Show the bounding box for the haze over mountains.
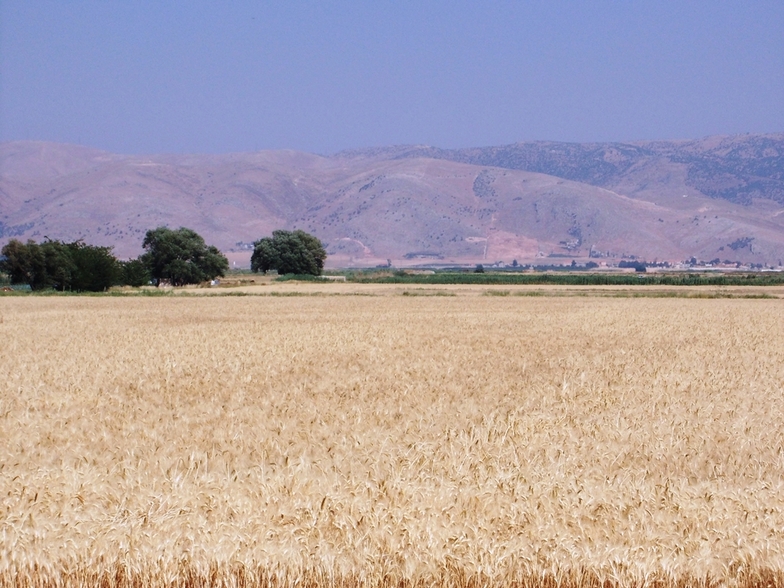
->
[1,133,783,267]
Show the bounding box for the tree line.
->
[0,227,327,291]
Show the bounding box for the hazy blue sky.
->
[1,1,783,154]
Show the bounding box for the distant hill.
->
[340,133,784,205]
[2,134,784,267]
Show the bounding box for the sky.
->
[1,1,783,155]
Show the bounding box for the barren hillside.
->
[2,135,783,266]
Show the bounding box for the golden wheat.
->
[1,294,783,587]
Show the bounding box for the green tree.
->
[141,227,229,286]
[0,239,41,287]
[67,241,121,291]
[119,258,151,287]
[1,238,123,291]
[40,240,76,291]
[1,238,70,290]
[0,239,74,290]
[251,230,327,275]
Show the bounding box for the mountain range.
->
[1,133,783,267]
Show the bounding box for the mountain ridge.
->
[2,134,783,267]
[337,133,784,205]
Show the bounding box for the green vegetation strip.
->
[348,271,784,287]
[483,290,778,299]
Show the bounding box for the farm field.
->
[183,277,784,299]
[1,293,784,587]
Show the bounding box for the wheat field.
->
[1,293,784,587]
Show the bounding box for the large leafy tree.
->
[0,239,72,290]
[41,240,77,291]
[251,230,327,275]
[67,241,121,292]
[119,258,151,287]
[141,226,229,286]
[0,239,43,288]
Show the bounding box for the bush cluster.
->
[0,227,230,291]
[0,239,126,292]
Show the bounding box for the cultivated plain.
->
[1,292,783,587]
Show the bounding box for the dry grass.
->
[1,295,784,587]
